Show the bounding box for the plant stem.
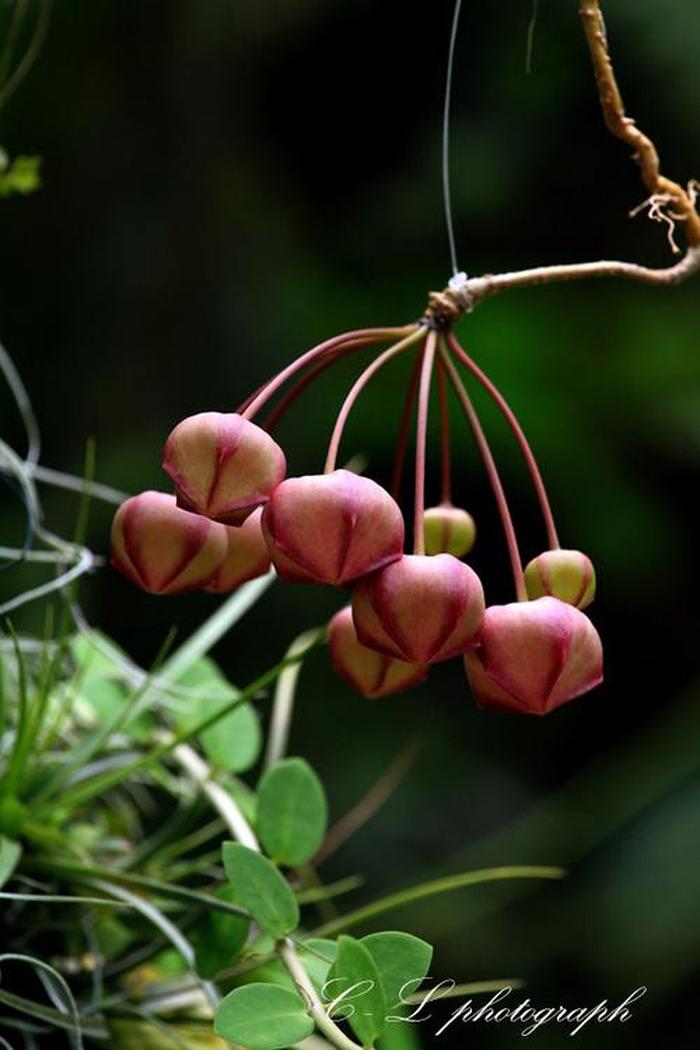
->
[440,346,526,601]
[412,331,437,555]
[446,331,560,549]
[389,352,422,499]
[437,358,453,504]
[172,742,366,1050]
[579,0,700,247]
[324,327,425,474]
[453,248,700,311]
[241,327,416,421]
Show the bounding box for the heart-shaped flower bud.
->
[424,503,476,557]
[524,549,596,609]
[464,596,603,715]
[352,553,485,664]
[201,508,271,593]
[262,469,404,585]
[163,412,286,526]
[329,606,428,699]
[111,491,227,595]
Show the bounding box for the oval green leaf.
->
[222,843,299,938]
[256,757,328,866]
[214,984,314,1050]
[361,931,433,1010]
[327,934,386,1046]
[175,657,261,773]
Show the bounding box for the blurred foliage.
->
[1,0,700,1047]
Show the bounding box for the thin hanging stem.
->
[389,352,422,499]
[446,331,560,549]
[437,358,453,504]
[442,0,464,275]
[413,331,437,555]
[324,327,425,474]
[241,327,415,421]
[440,345,526,600]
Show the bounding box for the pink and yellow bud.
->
[202,508,271,593]
[524,549,596,609]
[352,553,485,664]
[424,503,476,557]
[464,595,603,715]
[262,469,404,586]
[111,491,227,595]
[163,412,286,526]
[328,606,428,699]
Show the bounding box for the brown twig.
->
[422,0,700,326]
[580,0,700,249]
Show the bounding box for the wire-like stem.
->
[446,331,560,549]
[412,331,437,555]
[436,358,453,504]
[440,346,526,600]
[242,327,416,421]
[389,352,422,499]
[324,327,425,474]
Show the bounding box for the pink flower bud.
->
[163,412,286,526]
[465,596,603,715]
[329,606,428,699]
[262,469,404,585]
[524,549,596,609]
[201,508,271,594]
[111,491,227,595]
[424,503,476,557]
[352,553,485,664]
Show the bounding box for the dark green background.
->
[1,2,699,1047]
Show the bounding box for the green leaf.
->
[327,934,386,1046]
[256,757,328,866]
[214,984,314,1050]
[174,657,261,773]
[361,931,433,1010]
[222,843,299,938]
[192,886,250,979]
[0,837,22,889]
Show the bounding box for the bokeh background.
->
[2,1,700,1046]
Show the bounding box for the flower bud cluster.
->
[111,324,604,717]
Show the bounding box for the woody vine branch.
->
[424,0,700,327]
